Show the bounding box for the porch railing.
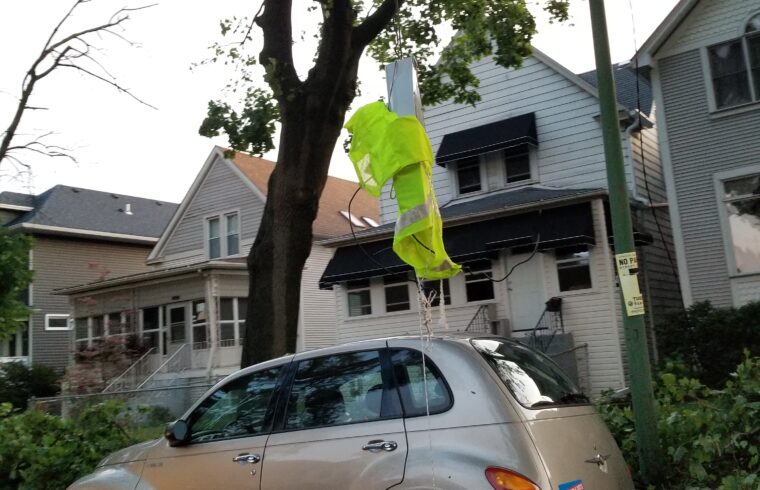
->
[465,305,494,334]
[513,297,564,352]
[102,347,156,393]
[137,343,190,390]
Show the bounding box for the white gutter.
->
[0,204,34,211]
[17,223,158,244]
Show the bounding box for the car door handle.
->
[362,440,398,452]
[232,453,261,465]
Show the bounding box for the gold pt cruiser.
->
[70,335,634,490]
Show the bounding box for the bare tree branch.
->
[0,0,155,170]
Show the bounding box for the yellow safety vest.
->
[344,101,461,280]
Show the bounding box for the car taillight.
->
[485,467,541,490]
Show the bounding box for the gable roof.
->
[0,191,35,210]
[578,62,654,116]
[230,151,378,238]
[149,147,378,261]
[5,185,177,243]
[636,0,699,66]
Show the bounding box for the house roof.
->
[0,191,35,209]
[229,150,379,238]
[320,186,606,246]
[5,185,178,243]
[635,0,699,66]
[578,63,654,116]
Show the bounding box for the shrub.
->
[598,355,760,489]
[0,362,60,410]
[0,400,144,490]
[655,301,760,387]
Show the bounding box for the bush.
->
[0,400,147,490]
[0,362,60,410]
[655,301,760,387]
[598,355,760,489]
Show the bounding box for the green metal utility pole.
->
[588,0,663,484]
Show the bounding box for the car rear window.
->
[471,338,589,409]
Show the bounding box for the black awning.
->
[436,112,537,166]
[319,202,594,288]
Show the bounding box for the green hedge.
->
[0,401,162,490]
[598,355,760,489]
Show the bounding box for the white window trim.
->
[452,155,487,197]
[45,313,71,331]
[701,19,760,113]
[204,209,242,259]
[714,164,760,278]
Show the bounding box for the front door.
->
[140,366,282,490]
[261,347,407,490]
[507,252,546,332]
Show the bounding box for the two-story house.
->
[319,48,681,395]
[638,0,760,307]
[58,147,377,390]
[0,186,177,370]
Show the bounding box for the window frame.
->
[454,155,485,196]
[714,165,760,277]
[703,13,760,112]
[346,279,372,317]
[383,275,411,313]
[205,209,241,259]
[44,313,71,331]
[555,246,593,293]
[504,151,534,185]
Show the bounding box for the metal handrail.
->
[465,304,491,332]
[102,347,156,393]
[136,343,187,389]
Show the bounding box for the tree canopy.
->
[0,230,33,338]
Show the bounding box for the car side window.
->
[390,348,452,417]
[284,350,401,430]
[186,367,281,443]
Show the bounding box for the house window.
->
[45,314,71,331]
[346,279,372,317]
[505,152,532,184]
[456,156,482,194]
[219,297,247,345]
[207,211,241,259]
[141,306,161,351]
[192,300,208,349]
[707,14,760,109]
[722,173,760,274]
[384,275,410,312]
[465,259,495,302]
[422,279,451,307]
[556,247,592,292]
[208,217,221,259]
[74,318,90,348]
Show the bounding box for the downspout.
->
[204,274,218,380]
[623,111,649,206]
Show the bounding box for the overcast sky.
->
[0,0,678,203]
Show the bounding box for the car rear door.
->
[260,344,407,490]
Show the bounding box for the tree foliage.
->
[0,230,33,338]
[598,355,760,489]
[0,362,60,410]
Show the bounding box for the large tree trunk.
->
[240,0,366,367]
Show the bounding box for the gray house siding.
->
[31,236,152,369]
[160,156,264,266]
[659,49,760,306]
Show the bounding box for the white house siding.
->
[159,157,264,266]
[32,236,152,369]
[658,48,760,307]
[541,199,625,394]
[379,56,613,224]
[300,245,338,351]
[657,0,760,60]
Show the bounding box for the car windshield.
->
[471,338,589,409]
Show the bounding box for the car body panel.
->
[68,462,144,490]
[261,418,407,490]
[139,435,268,490]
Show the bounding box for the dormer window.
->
[456,156,482,195]
[207,211,240,259]
[707,13,760,109]
[505,152,532,184]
